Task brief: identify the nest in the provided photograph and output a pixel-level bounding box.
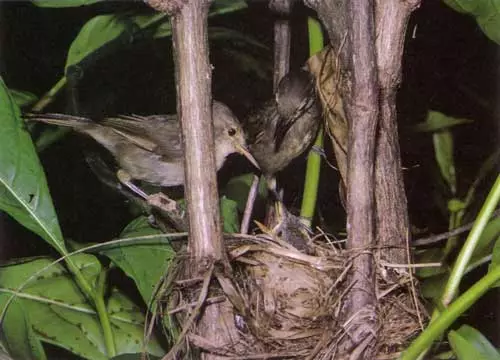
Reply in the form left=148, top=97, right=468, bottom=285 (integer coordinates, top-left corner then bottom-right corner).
left=157, top=229, right=428, bottom=360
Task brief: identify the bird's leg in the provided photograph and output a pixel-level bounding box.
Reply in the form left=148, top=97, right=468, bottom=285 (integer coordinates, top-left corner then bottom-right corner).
left=115, top=169, right=187, bottom=231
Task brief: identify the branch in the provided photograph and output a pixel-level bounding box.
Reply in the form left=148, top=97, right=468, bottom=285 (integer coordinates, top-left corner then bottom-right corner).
left=171, top=1, right=227, bottom=268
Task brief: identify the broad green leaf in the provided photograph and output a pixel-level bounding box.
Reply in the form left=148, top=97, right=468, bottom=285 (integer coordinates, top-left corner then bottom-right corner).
left=0, top=295, right=46, bottom=360
left=442, top=0, right=500, bottom=44
left=0, top=254, right=101, bottom=301
left=0, top=256, right=162, bottom=359
left=33, top=0, right=105, bottom=7
left=100, top=217, right=175, bottom=305
left=220, top=196, right=240, bottom=233
left=65, top=13, right=169, bottom=72
left=414, top=111, right=473, bottom=132
left=107, top=290, right=164, bottom=356
left=0, top=77, right=65, bottom=253
left=9, top=89, right=38, bottom=108
left=0, top=255, right=105, bottom=360
left=65, top=2, right=248, bottom=73
left=449, top=324, right=500, bottom=360
left=112, top=354, right=161, bottom=360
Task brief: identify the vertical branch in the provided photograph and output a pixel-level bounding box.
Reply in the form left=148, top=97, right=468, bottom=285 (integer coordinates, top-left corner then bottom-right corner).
left=342, top=0, right=379, bottom=351
left=171, top=1, right=226, bottom=268
left=374, top=0, right=420, bottom=264
left=269, top=0, right=293, bottom=89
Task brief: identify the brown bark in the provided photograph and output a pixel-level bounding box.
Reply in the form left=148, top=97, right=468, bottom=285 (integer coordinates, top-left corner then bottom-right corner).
left=269, top=0, right=293, bottom=89
left=374, top=0, right=420, bottom=265
left=169, top=1, right=237, bottom=358
left=341, top=1, right=379, bottom=354
left=171, top=1, right=226, bottom=268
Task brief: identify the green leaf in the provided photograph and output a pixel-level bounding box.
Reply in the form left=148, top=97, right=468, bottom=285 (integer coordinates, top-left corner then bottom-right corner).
left=0, top=254, right=101, bottom=301
left=65, top=3, right=249, bottom=74
left=0, top=295, right=46, bottom=360
left=449, top=324, right=500, bottom=360
left=442, top=0, right=500, bottom=44
left=0, top=255, right=106, bottom=360
left=65, top=13, right=169, bottom=73
left=414, top=111, right=473, bottom=133
left=9, top=89, right=38, bottom=108
left=210, top=0, right=247, bottom=15
left=220, top=197, right=240, bottom=233
left=0, top=256, right=162, bottom=359
left=99, top=217, right=175, bottom=305
left=107, top=290, right=164, bottom=356
left=434, top=130, right=456, bottom=194
left=0, top=77, right=65, bottom=253
left=32, top=0, right=105, bottom=7
left=473, top=215, right=500, bottom=261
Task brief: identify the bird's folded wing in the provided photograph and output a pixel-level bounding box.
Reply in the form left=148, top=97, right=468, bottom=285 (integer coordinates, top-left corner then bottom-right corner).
left=103, top=115, right=183, bottom=160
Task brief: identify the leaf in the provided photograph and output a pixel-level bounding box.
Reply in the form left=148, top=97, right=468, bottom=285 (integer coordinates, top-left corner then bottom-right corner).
left=414, top=111, right=473, bottom=132
left=0, top=295, right=46, bottom=360
left=442, top=0, right=500, bottom=44
left=99, top=217, right=175, bottom=305
left=32, top=0, right=105, bottom=7
left=0, top=255, right=105, bottom=360
left=434, top=130, right=456, bottom=194
left=107, top=290, right=164, bottom=356
left=65, top=13, right=166, bottom=72
left=65, top=3, right=248, bottom=74
left=210, top=0, right=247, bottom=15
left=448, top=324, right=500, bottom=360
left=473, top=215, right=500, bottom=261
left=220, top=197, right=240, bottom=233
left=9, top=89, right=38, bottom=108
left=0, top=77, right=66, bottom=254
left=0, top=256, right=163, bottom=359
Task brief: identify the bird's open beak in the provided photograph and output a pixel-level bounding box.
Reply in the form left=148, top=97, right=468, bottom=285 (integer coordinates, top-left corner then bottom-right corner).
left=234, top=142, right=260, bottom=170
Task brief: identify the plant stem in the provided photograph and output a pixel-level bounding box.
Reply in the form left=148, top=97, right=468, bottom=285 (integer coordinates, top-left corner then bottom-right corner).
left=300, top=17, right=323, bottom=227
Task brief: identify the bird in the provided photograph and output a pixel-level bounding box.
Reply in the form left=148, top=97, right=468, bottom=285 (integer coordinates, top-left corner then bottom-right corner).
left=245, top=68, right=322, bottom=191
left=25, top=101, right=259, bottom=198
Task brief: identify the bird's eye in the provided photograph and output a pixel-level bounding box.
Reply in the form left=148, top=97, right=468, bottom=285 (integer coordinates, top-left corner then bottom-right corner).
left=227, top=127, right=237, bottom=136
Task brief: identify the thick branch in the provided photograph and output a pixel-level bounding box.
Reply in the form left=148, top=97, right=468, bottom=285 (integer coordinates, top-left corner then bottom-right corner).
left=374, top=0, right=420, bottom=264
left=269, top=0, right=293, bottom=89
left=342, top=0, right=379, bottom=353
left=171, top=2, right=226, bottom=268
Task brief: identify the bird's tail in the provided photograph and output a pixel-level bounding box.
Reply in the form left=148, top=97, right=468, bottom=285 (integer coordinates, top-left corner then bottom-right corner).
left=24, top=113, right=94, bottom=129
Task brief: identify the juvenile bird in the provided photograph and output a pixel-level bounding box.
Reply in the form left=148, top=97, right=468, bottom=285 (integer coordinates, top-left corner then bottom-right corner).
left=246, top=69, right=321, bottom=190
left=26, top=102, right=259, bottom=196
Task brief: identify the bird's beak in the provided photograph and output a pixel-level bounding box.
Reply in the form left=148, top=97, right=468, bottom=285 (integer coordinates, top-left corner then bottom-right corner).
left=233, top=142, right=260, bottom=170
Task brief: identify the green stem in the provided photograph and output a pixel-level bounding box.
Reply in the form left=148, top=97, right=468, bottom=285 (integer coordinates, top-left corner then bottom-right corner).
left=405, top=175, right=500, bottom=359
left=94, top=269, right=116, bottom=357
left=300, top=17, right=324, bottom=227
left=401, top=264, right=500, bottom=360
left=441, top=175, right=500, bottom=306
left=31, top=76, right=66, bottom=112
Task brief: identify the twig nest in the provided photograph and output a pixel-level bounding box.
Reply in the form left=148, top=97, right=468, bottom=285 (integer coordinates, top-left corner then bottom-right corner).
left=228, top=236, right=346, bottom=347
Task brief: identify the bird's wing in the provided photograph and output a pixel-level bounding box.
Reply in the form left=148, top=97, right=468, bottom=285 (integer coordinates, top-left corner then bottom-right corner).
left=101, top=115, right=183, bottom=160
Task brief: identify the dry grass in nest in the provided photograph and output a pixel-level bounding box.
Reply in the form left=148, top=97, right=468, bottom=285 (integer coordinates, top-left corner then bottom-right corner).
left=157, top=232, right=428, bottom=359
